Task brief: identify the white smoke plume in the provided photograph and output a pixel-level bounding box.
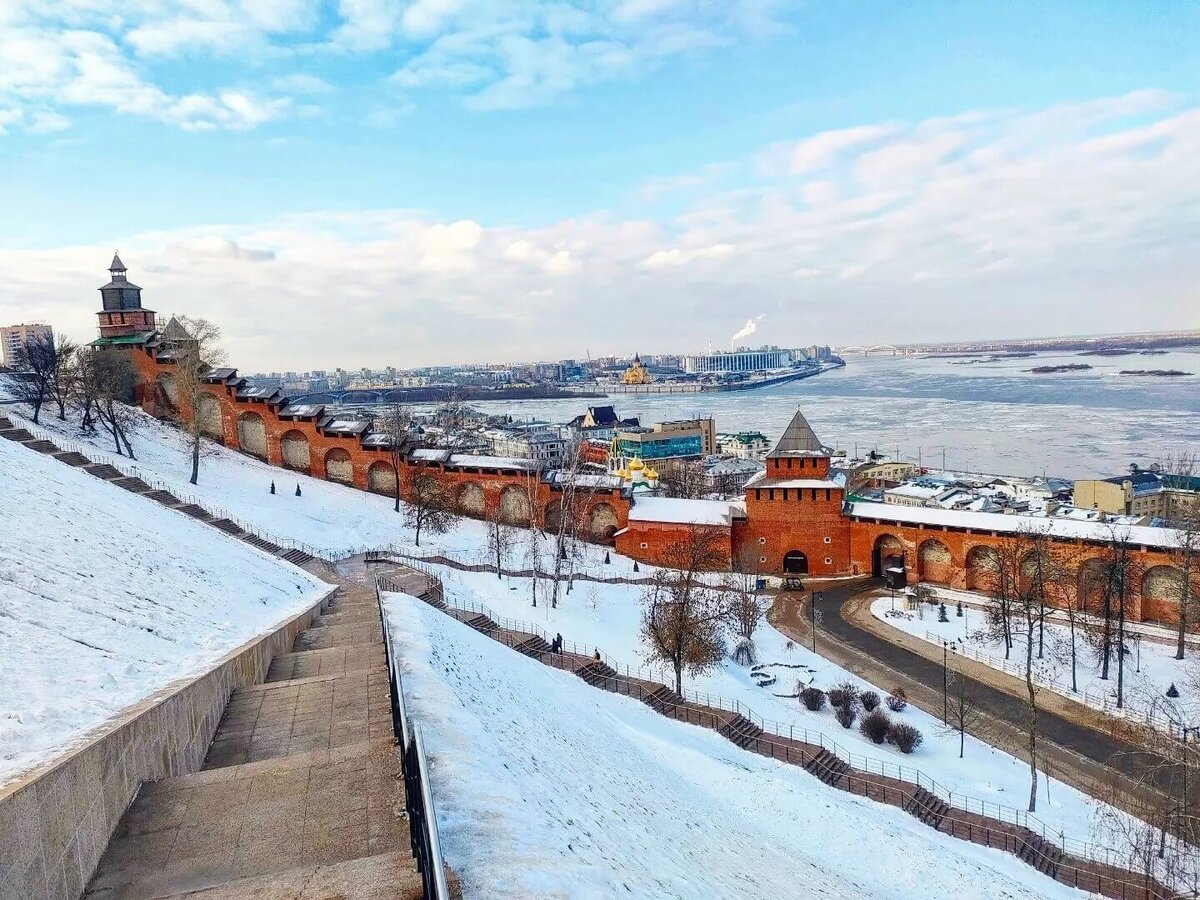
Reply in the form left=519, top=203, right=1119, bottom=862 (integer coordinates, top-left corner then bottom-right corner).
left=730, top=315, right=764, bottom=350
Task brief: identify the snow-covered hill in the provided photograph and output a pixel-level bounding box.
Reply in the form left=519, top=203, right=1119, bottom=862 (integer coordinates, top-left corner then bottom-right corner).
left=384, top=595, right=1090, bottom=900
left=0, top=435, right=330, bottom=786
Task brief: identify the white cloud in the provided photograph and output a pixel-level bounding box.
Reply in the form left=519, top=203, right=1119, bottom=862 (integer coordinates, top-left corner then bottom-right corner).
left=541, top=249, right=580, bottom=275
left=782, top=124, right=899, bottom=174
left=3, top=92, right=1198, bottom=367
left=418, top=219, right=483, bottom=272
left=640, top=243, right=734, bottom=269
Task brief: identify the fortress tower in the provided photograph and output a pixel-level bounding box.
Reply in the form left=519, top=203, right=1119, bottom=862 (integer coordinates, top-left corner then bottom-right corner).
left=96, top=253, right=157, bottom=340
left=737, top=409, right=853, bottom=576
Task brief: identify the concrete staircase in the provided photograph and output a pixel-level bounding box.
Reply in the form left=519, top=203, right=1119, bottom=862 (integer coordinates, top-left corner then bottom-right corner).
left=1018, top=832, right=1066, bottom=879
left=802, top=748, right=850, bottom=787
left=84, top=577, right=423, bottom=899
left=716, top=713, right=764, bottom=750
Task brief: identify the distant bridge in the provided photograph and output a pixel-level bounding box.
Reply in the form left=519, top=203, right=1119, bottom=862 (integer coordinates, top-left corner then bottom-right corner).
left=287, top=389, right=407, bottom=405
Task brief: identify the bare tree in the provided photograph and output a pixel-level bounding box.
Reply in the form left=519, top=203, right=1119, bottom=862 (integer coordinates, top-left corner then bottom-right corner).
left=172, top=316, right=226, bottom=486
left=75, top=348, right=138, bottom=457
left=658, top=459, right=707, bottom=499
left=1087, top=526, right=1145, bottom=709
left=549, top=441, right=585, bottom=608
left=1096, top=711, right=1200, bottom=898
left=1048, top=544, right=1084, bottom=693
left=485, top=504, right=518, bottom=579
left=640, top=524, right=729, bottom=694
left=987, top=525, right=1053, bottom=812
left=403, top=470, right=456, bottom=547
left=726, top=545, right=765, bottom=666
left=10, top=333, right=75, bottom=424
left=377, top=403, right=416, bottom=513
left=940, top=666, right=986, bottom=759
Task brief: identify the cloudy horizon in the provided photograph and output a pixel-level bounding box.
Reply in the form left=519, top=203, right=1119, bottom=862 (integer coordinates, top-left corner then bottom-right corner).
left=3, top=2, right=1198, bottom=370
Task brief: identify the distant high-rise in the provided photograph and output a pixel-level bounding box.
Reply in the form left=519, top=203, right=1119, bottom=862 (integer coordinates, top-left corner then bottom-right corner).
left=1, top=322, right=53, bottom=367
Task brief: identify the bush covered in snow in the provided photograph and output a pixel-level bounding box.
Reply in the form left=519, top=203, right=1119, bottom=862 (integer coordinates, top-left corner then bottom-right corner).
left=835, top=705, right=857, bottom=729
left=860, top=690, right=880, bottom=712
left=859, top=709, right=891, bottom=744
left=800, top=687, right=826, bottom=711
left=888, top=722, right=923, bottom=754
left=885, top=694, right=908, bottom=712
left=828, top=681, right=860, bottom=709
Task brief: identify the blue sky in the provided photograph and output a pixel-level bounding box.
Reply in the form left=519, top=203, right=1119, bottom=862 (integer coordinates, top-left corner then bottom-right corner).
left=2, top=1, right=1198, bottom=368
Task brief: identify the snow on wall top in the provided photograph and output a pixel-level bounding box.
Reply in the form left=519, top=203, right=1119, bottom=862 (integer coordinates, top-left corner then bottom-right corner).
left=848, top=501, right=1184, bottom=549
left=0, top=437, right=330, bottom=787
left=628, top=496, right=733, bottom=526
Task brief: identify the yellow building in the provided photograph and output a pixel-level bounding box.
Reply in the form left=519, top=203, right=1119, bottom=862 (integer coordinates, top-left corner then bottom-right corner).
left=621, top=354, right=653, bottom=385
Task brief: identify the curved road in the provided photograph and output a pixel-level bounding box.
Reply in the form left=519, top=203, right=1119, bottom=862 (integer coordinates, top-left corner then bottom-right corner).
left=803, top=579, right=1189, bottom=806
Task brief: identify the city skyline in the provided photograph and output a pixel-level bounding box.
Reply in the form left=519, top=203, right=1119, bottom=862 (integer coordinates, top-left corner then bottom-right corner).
left=3, top=2, right=1199, bottom=369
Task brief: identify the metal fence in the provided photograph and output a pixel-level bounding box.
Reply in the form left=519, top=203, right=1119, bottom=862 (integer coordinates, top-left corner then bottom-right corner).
left=921, top=629, right=1186, bottom=739
left=377, top=582, right=451, bottom=900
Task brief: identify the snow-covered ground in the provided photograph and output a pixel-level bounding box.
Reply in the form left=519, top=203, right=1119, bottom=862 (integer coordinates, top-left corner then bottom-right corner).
left=0, top=432, right=330, bottom=786
left=0, top=397, right=1145, bottom=861
left=431, top=564, right=1142, bottom=861
left=871, top=595, right=1199, bottom=729
left=384, top=594, right=1092, bottom=900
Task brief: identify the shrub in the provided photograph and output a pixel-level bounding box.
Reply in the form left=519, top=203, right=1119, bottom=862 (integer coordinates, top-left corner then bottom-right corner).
left=860, top=690, right=880, bottom=712
left=800, top=687, right=826, bottom=712
left=1167, top=683, right=1180, bottom=699
left=937, top=603, right=949, bottom=622
left=888, top=722, right=923, bottom=754
left=885, top=694, right=908, bottom=712
left=835, top=704, right=857, bottom=729
left=828, top=681, right=860, bottom=709
left=859, top=709, right=891, bottom=744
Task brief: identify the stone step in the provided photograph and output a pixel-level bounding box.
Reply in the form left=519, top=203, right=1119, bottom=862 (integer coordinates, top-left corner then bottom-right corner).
left=266, top=645, right=384, bottom=682
left=84, top=462, right=123, bottom=480
left=241, top=533, right=283, bottom=554
left=1017, top=831, right=1065, bottom=879
left=0, top=426, right=34, bottom=442
left=903, top=786, right=951, bottom=829
left=210, top=518, right=245, bottom=536
left=205, top=671, right=392, bottom=769
left=144, top=489, right=182, bottom=506
left=85, top=740, right=407, bottom=899
left=803, top=748, right=850, bottom=787
left=279, top=548, right=315, bottom=565
left=111, top=475, right=152, bottom=493
left=293, top=621, right=384, bottom=653
left=53, top=450, right=92, bottom=466
left=717, top=714, right=764, bottom=750
left=151, top=851, right=424, bottom=900
left=0, top=416, right=11, bottom=429
left=176, top=503, right=214, bottom=521
left=25, top=438, right=61, bottom=454
left=511, top=634, right=552, bottom=658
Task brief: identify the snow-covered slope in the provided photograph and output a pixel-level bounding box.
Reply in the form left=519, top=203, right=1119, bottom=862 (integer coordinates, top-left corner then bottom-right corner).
left=0, top=435, right=330, bottom=786
left=385, top=595, right=1089, bottom=900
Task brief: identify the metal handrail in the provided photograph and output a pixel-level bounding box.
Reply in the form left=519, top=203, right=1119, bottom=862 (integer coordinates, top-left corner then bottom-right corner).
left=377, top=581, right=450, bottom=900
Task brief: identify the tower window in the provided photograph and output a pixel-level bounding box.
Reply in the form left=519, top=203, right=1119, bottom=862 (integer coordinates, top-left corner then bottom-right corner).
left=823, top=536, right=832, bottom=544
left=758, top=537, right=766, bottom=544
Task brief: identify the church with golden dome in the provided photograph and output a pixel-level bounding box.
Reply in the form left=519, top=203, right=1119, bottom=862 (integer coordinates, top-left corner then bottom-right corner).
left=621, top=354, right=653, bottom=385
left=614, top=455, right=660, bottom=493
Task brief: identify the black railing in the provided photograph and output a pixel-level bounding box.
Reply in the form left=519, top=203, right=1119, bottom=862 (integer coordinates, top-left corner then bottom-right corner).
left=377, top=582, right=450, bottom=900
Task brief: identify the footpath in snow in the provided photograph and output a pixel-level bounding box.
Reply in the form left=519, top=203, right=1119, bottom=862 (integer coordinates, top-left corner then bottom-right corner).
left=384, top=594, right=1090, bottom=900
left=0, top=433, right=330, bottom=787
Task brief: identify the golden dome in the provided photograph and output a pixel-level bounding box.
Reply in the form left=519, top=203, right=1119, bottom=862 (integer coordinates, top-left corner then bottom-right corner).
left=629, top=457, right=645, bottom=471
left=645, top=467, right=659, bottom=480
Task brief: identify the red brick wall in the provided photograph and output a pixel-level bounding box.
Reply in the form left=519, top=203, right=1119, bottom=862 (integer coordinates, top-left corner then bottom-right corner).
left=116, top=343, right=1192, bottom=625
left=615, top=520, right=732, bottom=569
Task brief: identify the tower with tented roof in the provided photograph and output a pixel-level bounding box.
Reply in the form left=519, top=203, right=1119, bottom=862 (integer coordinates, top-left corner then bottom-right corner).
left=95, top=253, right=157, bottom=341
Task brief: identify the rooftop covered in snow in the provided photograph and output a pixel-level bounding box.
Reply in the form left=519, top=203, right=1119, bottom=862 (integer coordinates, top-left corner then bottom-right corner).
left=627, top=496, right=735, bottom=526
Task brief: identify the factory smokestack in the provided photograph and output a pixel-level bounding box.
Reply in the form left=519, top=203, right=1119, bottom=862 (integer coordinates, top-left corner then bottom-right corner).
left=730, top=316, right=764, bottom=351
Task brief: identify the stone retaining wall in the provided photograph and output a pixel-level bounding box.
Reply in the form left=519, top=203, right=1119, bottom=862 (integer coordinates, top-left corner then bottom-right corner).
left=0, top=585, right=336, bottom=900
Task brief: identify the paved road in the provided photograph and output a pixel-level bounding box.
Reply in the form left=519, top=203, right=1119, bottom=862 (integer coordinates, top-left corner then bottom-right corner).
left=811, top=579, right=1190, bottom=804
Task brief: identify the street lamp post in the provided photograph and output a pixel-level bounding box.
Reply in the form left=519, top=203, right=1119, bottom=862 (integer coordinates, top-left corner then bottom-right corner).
left=810, top=591, right=822, bottom=652
left=942, top=641, right=949, bottom=725
left=1134, top=634, right=1142, bottom=674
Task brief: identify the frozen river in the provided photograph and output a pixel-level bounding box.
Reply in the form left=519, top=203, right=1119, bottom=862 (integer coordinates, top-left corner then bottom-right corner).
left=470, top=349, right=1200, bottom=480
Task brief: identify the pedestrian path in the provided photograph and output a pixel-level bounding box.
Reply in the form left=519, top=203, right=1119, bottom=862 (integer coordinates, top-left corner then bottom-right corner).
left=83, top=570, right=424, bottom=899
